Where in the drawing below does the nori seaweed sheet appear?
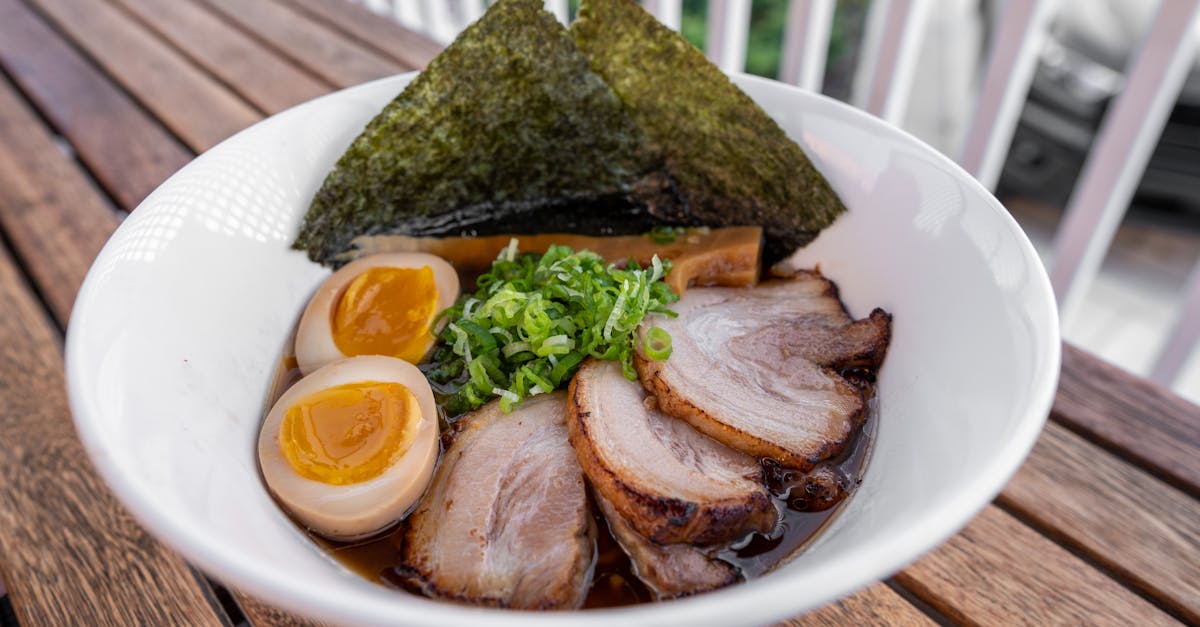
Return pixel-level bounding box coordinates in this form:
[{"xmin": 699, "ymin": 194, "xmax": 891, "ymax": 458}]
[
  {"xmin": 571, "ymin": 0, "xmax": 847, "ymax": 263},
  {"xmin": 293, "ymin": 0, "xmax": 675, "ymax": 264}
]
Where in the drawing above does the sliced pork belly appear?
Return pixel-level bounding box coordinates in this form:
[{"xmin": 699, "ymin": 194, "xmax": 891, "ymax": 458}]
[
  {"xmin": 397, "ymin": 392, "xmax": 595, "ymax": 609},
  {"xmin": 594, "ymin": 491, "xmax": 739, "ymax": 599},
  {"xmin": 568, "ymin": 359, "xmax": 775, "ymax": 546},
  {"xmin": 635, "ymin": 271, "xmax": 891, "ymax": 471}
]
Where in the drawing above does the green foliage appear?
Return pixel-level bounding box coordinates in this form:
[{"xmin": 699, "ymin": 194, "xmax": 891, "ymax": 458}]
[
  {"xmin": 746, "ymin": 0, "xmax": 788, "ymax": 78},
  {"xmin": 643, "ymin": 0, "xmax": 865, "ymax": 82}
]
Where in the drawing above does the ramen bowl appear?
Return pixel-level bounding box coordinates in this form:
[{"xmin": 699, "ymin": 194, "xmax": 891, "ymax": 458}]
[{"xmin": 66, "ymin": 72, "xmax": 1060, "ymax": 626}]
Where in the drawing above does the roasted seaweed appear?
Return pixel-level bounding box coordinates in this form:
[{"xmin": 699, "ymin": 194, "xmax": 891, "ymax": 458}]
[
  {"xmin": 293, "ymin": 0, "xmax": 674, "ymax": 264},
  {"xmin": 294, "ymin": 0, "xmax": 849, "ymax": 266},
  {"xmin": 571, "ymin": 0, "xmax": 847, "ymax": 263}
]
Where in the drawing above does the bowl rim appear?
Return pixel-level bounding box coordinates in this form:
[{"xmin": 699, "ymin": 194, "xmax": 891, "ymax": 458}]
[{"xmin": 65, "ymin": 70, "xmax": 1061, "ymax": 626}]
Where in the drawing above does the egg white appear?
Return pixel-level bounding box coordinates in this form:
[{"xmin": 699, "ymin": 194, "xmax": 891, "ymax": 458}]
[
  {"xmin": 258, "ymin": 355, "xmax": 439, "ymax": 541},
  {"xmin": 295, "ymin": 252, "xmax": 460, "ymax": 375}
]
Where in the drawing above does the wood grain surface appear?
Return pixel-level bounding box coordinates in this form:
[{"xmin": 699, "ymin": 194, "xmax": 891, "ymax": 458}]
[
  {"xmin": 234, "ymin": 595, "xmax": 329, "ymax": 627},
  {"xmin": 110, "ymin": 0, "xmax": 331, "ymax": 115},
  {"xmin": 780, "ymin": 583, "xmax": 936, "ymax": 626},
  {"xmin": 0, "ymin": 77, "xmax": 121, "ymax": 323},
  {"xmin": 1053, "ymin": 343, "xmax": 1200, "ymax": 497},
  {"xmin": 288, "ymin": 0, "xmax": 442, "ymax": 70},
  {"xmin": 28, "ymin": 0, "xmax": 261, "ymax": 151},
  {"xmin": 0, "ymin": 241, "xmax": 225, "ymax": 625},
  {"xmin": 0, "ymin": 0, "xmax": 191, "ymax": 210},
  {"xmin": 200, "ymin": 0, "xmax": 403, "ymax": 89},
  {"xmin": 895, "ymin": 506, "xmax": 1179, "ymax": 626},
  {"xmin": 0, "ymin": 50, "xmax": 289, "ymax": 627},
  {"xmin": 1000, "ymin": 422, "xmax": 1200, "ymax": 623}
]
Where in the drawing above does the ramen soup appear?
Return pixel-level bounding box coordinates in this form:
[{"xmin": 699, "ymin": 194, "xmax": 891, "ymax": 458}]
[
  {"xmin": 260, "ymin": 0, "xmax": 894, "ymax": 610},
  {"xmin": 258, "ymin": 231, "xmax": 892, "ymax": 609}
]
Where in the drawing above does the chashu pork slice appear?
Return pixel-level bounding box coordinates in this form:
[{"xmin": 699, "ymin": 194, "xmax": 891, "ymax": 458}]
[
  {"xmin": 568, "ymin": 359, "xmax": 775, "ymax": 546},
  {"xmin": 397, "ymin": 392, "xmax": 595, "ymax": 609},
  {"xmin": 594, "ymin": 490, "xmax": 739, "ymax": 599},
  {"xmin": 635, "ymin": 271, "xmax": 891, "ymax": 471}
]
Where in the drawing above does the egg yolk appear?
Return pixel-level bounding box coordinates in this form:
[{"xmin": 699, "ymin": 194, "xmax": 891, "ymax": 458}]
[
  {"xmin": 280, "ymin": 381, "xmax": 420, "ymax": 485},
  {"xmin": 332, "ymin": 266, "xmax": 438, "ymax": 363}
]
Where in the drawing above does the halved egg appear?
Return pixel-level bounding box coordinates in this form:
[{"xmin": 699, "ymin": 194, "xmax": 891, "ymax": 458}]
[
  {"xmin": 258, "ymin": 355, "xmax": 439, "ymax": 541},
  {"xmin": 295, "ymin": 253, "xmax": 459, "ymax": 375}
]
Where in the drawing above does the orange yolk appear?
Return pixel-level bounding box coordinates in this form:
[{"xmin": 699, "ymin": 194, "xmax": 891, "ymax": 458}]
[
  {"xmin": 332, "ymin": 266, "xmax": 438, "ymax": 363},
  {"xmin": 280, "ymin": 381, "xmax": 420, "ymax": 485}
]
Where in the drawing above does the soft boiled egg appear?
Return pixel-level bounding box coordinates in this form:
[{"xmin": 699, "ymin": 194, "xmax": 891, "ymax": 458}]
[
  {"xmin": 258, "ymin": 355, "xmax": 439, "ymax": 541},
  {"xmin": 295, "ymin": 253, "xmax": 459, "ymax": 375}
]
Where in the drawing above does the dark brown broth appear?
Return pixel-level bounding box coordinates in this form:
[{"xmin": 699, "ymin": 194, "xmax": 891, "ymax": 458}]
[
  {"xmin": 721, "ymin": 401, "xmax": 875, "ymax": 579},
  {"xmin": 263, "ymin": 353, "xmax": 875, "ymax": 607},
  {"xmin": 582, "ymin": 507, "xmax": 654, "ymax": 607}
]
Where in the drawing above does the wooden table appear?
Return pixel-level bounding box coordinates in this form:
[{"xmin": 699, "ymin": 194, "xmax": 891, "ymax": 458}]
[{"xmin": 0, "ymin": 0, "xmax": 1195, "ymax": 625}]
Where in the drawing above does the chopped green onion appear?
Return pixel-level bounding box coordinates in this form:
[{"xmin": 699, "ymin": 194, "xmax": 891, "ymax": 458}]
[
  {"xmin": 426, "ymin": 242, "xmax": 678, "ymax": 414},
  {"xmin": 643, "ymin": 326, "xmax": 673, "ymax": 360},
  {"xmin": 501, "ymin": 341, "xmax": 532, "ymax": 358}
]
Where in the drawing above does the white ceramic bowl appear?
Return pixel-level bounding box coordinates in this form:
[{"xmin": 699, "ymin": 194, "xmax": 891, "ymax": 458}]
[{"xmin": 66, "ymin": 72, "xmax": 1060, "ymax": 626}]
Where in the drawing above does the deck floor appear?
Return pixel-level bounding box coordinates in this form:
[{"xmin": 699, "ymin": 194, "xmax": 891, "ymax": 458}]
[{"xmin": 1005, "ymin": 197, "xmax": 1200, "ymax": 405}]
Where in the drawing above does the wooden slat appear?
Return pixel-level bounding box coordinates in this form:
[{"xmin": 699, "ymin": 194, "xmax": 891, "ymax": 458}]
[
  {"xmin": 233, "ymin": 572, "xmax": 934, "ymax": 624},
  {"xmin": 27, "ymin": 0, "xmax": 261, "ymax": 152},
  {"xmin": 200, "ymin": 0, "xmax": 404, "ymax": 89},
  {"xmin": 0, "ymin": 78, "xmax": 120, "ymax": 323},
  {"xmin": 0, "ymin": 62, "xmax": 300, "ymax": 627},
  {"xmin": 1000, "ymin": 422, "xmax": 1200, "ymax": 623},
  {"xmin": 2, "ymin": 4, "xmax": 400, "ymax": 624},
  {"xmin": 1053, "ymin": 344, "xmax": 1200, "ymax": 497},
  {"xmin": 287, "ymin": 0, "xmax": 443, "ymax": 70},
  {"xmin": 0, "ymin": 0, "xmax": 190, "ymax": 210},
  {"xmin": 232, "ymin": 572, "xmax": 931, "ymax": 625},
  {"xmin": 108, "ymin": 0, "xmax": 331, "ymax": 114},
  {"xmin": 781, "ymin": 583, "xmax": 935, "ymax": 626},
  {"xmin": 894, "ymin": 507, "xmax": 1177, "ymax": 625},
  {"xmin": 235, "ymin": 595, "xmax": 328, "ymax": 627},
  {"xmin": 0, "ymin": 65, "xmax": 241, "ymax": 619},
  {"xmin": 1049, "ymin": 0, "xmax": 1200, "ymax": 324},
  {"xmin": 0, "ymin": 243, "xmax": 226, "ymax": 627}
]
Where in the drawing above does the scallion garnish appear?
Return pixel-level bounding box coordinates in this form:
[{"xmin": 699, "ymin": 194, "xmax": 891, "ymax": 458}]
[
  {"xmin": 427, "ymin": 241, "xmax": 678, "ymax": 414},
  {"xmin": 643, "ymin": 326, "xmax": 673, "ymax": 361}
]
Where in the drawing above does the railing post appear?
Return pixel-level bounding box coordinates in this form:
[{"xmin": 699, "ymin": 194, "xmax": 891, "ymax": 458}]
[
  {"xmin": 851, "ymin": 0, "xmax": 933, "ymax": 124},
  {"xmin": 1151, "ymin": 258, "xmax": 1200, "ymax": 387},
  {"xmin": 1049, "ymin": 0, "xmax": 1200, "ymax": 326},
  {"xmin": 706, "ymin": 0, "xmax": 752, "ymax": 73},
  {"xmin": 644, "ymin": 0, "xmax": 683, "ymax": 31},
  {"xmin": 779, "ymin": 0, "xmax": 836, "ymax": 92},
  {"xmin": 958, "ymin": 0, "xmax": 1057, "ymax": 191}
]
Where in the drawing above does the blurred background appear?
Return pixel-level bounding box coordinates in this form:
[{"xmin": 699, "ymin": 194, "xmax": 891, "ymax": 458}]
[{"xmin": 358, "ymin": 0, "xmax": 1200, "ymax": 405}]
